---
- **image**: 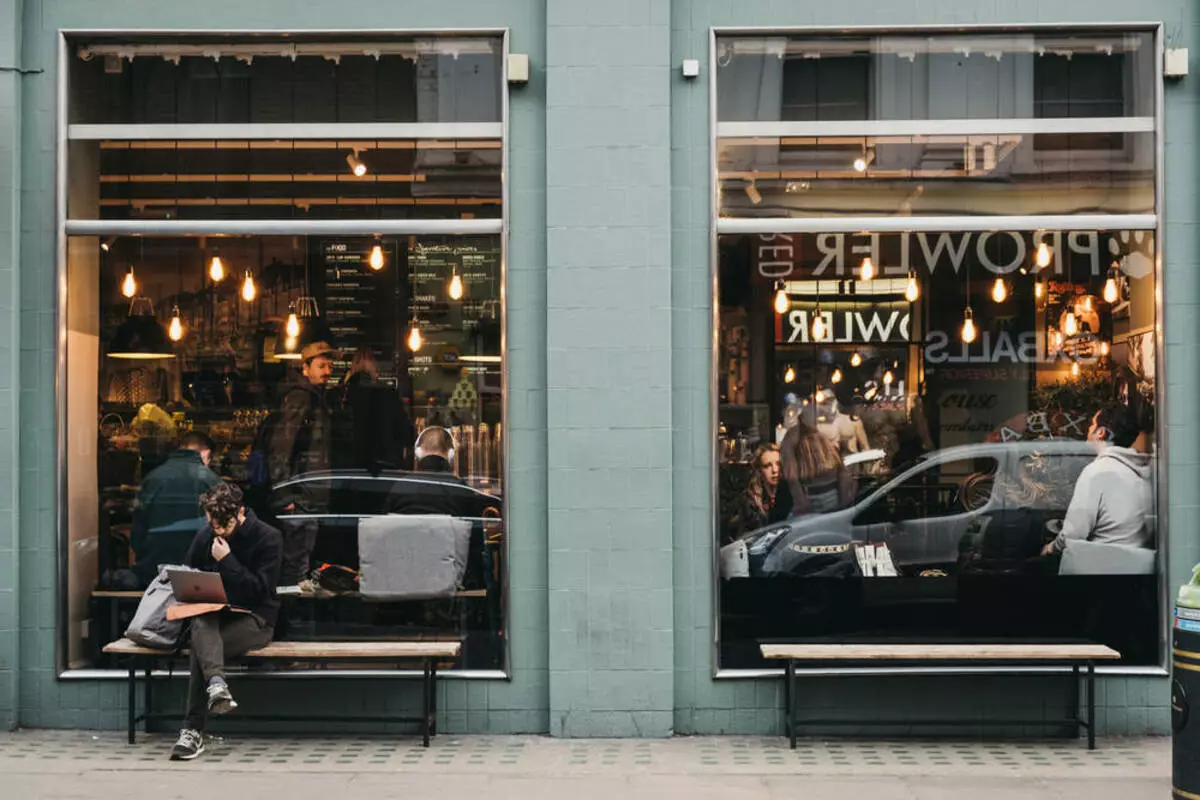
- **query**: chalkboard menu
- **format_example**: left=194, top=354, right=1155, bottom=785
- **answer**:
left=321, top=239, right=385, bottom=368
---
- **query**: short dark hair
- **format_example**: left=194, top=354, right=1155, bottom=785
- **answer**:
left=1095, top=403, right=1141, bottom=448
left=181, top=432, right=215, bottom=452
left=199, top=482, right=244, bottom=526
left=417, top=426, right=454, bottom=457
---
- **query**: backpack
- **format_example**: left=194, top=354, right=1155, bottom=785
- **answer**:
left=246, top=410, right=284, bottom=488
left=124, top=565, right=188, bottom=649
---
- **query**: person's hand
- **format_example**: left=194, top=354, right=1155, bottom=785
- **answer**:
left=1040, top=541, right=1057, bottom=557
left=211, top=536, right=231, bottom=562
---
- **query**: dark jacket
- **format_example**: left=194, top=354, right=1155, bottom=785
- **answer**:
left=416, top=454, right=453, bottom=474
left=131, top=449, right=221, bottom=586
left=268, top=376, right=333, bottom=510
left=184, top=509, right=283, bottom=627
left=338, top=373, right=416, bottom=472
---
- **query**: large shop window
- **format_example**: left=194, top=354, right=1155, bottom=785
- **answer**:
left=714, top=30, right=1162, bottom=670
left=61, top=36, right=507, bottom=673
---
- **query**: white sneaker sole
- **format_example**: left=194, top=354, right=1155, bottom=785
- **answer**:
left=170, top=742, right=205, bottom=761
left=208, top=697, right=238, bottom=715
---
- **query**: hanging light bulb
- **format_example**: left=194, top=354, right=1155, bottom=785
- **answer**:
left=241, top=271, right=257, bottom=302
left=1103, top=272, right=1119, bottom=304
left=1082, top=295, right=1094, bottom=313
left=1071, top=361, right=1081, bottom=378
left=815, top=388, right=826, bottom=404
left=864, top=385, right=878, bottom=401
left=783, top=366, right=796, bottom=384
left=284, top=334, right=298, bottom=353
left=208, top=255, right=226, bottom=283
left=904, top=271, right=920, bottom=302
left=1035, top=241, right=1051, bottom=269
left=1050, top=328, right=1063, bottom=351
left=773, top=282, right=789, bottom=314
left=831, top=367, right=843, bottom=384
left=407, top=325, right=423, bottom=352
left=368, top=243, right=385, bottom=271
left=961, top=306, right=977, bottom=344
left=449, top=270, right=464, bottom=301
left=346, top=151, right=368, bottom=177
left=859, top=257, right=876, bottom=282
left=991, top=277, right=1008, bottom=303
left=850, top=351, right=862, bottom=367
left=811, top=310, right=828, bottom=342
left=285, top=303, right=301, bottom=338
left=1100, top=340, right=1111, bottom=357
left=122, top=268, right=137, bottom=299
left=883, top=369, right=894, bottom=385
left=1063, top=310, right=1078, bottom=337
left=168, top=306, right=184, bottom=342
left=1034, top=279, right=1045, bottom=301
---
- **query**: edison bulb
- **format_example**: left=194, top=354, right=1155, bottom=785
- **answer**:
left=811, top=313, right=828, bottom=342
left=1071, top=361, right=1081, bottom=378
left=1100, top=340, right=1111, bottom=357
left=859, top=257, right=875, bottom=282
left=815, top=389, right=826, bottom=404
left=773, top=286, right=789, bottom=314
left=853, top=157, right=867, bottom=172
left=449, top=272, right=464, bottom=301
left=1063, top=311, right=1078, bottom=337
left=864, top=386, right=878, bottom=401
left=285, top=310, right=301, bottom=338
left=168, top=308, right=184, bottom=342
left=991, top=277, right=1008, bottom=304
left=407, top=326, right=423, bottom=352
left=1035, top=241, right=1051, bottom=269
left=905, top=273, right=920, bottom=302
left=1051, top=329, right=1063, bottom=350
left=368, top=244, right=385, bottom=271
left=1104, top=276, right=1119, bottom=304
left=241, top=271, right=257, bottom=302
left=784, top=366, right=796, bottom=384
left=831, top=367, right=843, bottom=384
left=850, top=352, right=863, bottom=368
left=208, top=256, right=225, bottom=283
left=961, top=308, right=978, bottom=344
left=122, top=269, right=137, bottom=299
left=1035, top=280, right=1045, bottom=300
left=883, top=369, right=894, bottom=385
left=284, top=335, right=298, bottom=353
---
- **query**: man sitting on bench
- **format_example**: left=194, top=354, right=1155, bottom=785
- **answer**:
left=170, top=483, right=282, bottom=762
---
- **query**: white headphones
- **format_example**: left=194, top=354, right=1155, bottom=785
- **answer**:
left=415, top=426, right=457, bottom=464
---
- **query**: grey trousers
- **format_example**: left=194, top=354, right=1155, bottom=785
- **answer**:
left=183, top=612, right=273, bottom=731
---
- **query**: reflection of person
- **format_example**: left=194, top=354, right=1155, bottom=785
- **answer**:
left=269, top=340, right=335, bottom=585
left=778, top=409, right=855, bottom=516
left=414, top=426, right=456, bottom=474
left=170, top=483, right=282, bottom=761
left=819, top=395, right=870, bottom=455
left=339, top=346, right=416, bottom=471
left=129, top=432, right=221, bottom=587
left=1041, top=404, right=1153, bottom=556
left=733, top=444, right=784, bottom=537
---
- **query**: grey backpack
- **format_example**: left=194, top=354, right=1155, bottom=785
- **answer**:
left=124, top=565, right=188, bottom=649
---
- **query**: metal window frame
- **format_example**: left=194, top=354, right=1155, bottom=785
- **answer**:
left=54, top=28, right=513, bottom=681
left=709, top=23, right=1169, bottom=680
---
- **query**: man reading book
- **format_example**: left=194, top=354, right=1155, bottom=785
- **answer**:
left=170, top=483, right=282, bottom=761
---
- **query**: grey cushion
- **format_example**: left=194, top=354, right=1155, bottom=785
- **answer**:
left=1059, top=540, right=1156, bottom=576
left=357, top=515, right=471, bottom=601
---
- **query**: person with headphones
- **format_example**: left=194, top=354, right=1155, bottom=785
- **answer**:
left=414, top=426, right=456, bottom=474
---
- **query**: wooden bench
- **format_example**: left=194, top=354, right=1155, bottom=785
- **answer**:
left=103, top=638, right=461, bottom=747
left=760, top=643, right=1121, bottom=750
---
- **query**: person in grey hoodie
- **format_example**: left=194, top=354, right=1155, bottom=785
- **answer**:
left=1042, top=403, right=1153, bottom=556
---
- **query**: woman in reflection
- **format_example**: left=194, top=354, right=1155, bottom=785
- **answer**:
left=735, top=443, right=784, bottom=537
left=778, top=410, right=855, bottom=517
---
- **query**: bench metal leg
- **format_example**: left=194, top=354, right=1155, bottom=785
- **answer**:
left=1072, top=664, right=1081, bottom=740
left=785, top=659, right=796, bottom=749
left=422, top=659, right=432, bottom=748
left=143, top=659, right=154, bottom=735
left=1087, top=660, right=1096, bottom=750
left=127, top=659, right=137, bottom=745
left=430, top=661, right=439, bottom=738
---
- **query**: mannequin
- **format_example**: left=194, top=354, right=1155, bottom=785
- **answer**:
left=818, top=396, right=870, bottom=455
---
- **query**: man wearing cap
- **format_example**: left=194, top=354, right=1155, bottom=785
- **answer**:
left=269, top=338, right=336, bottom=585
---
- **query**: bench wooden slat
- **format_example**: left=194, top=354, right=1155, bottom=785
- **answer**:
left=103, top=638, right=461, bottom=659
left=760, top=644, right=1120, bottom=661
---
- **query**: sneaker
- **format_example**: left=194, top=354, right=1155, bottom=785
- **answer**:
left=169, top=728, right=204, bottom=761
left=206, top=677, right=237, bottom=715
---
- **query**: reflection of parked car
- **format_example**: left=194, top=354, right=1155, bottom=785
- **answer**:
left=735, top=440, right=1134, bottom=577
left=264, top=469, right=503, bottom=586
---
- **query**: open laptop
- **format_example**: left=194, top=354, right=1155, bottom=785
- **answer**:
left=166, top=568, right=228, bottom=604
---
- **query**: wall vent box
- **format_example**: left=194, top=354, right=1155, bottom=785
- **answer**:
left=1165, top=48, right=1189, bottom=78
left=508, top=53, right=530, bottom=84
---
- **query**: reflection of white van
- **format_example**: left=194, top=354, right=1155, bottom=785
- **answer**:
left=738, top=440, right=1154, bottom=577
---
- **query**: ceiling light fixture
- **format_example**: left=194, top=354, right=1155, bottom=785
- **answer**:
left=773, top=281, right=789, bottom=314
left=167, top=305, right=184, bottom=342
left=784, top=365, right=796, bottom=384
left=745, top=175, right=762, bottom=205
left=1104, top=262, right=1120, bottom=303
left=241, top=270, right=257, bottom=302
left=1063, top=310, right=1079, bottom=337
left=407, top=324, right=423, bottom=352
left=346, top=150, right=368, bottom=177
left=448, top=269, right=464, bottom=301
left=107, top=298, right=175, bottom=360
left=883, top=369, right=894, bottom=385
left=991, top=277, right=1008, bottom=303
left=859, top=256, right=875, bottom=282
left=208, top=255, right=226, bottom=283
left=285, top=302, right=301, bottom=338
left=961, top=306, right=977, bottom=344
left=121, top=268, right=137, bottom=299
left=368, top=241, right=385, bottom=271
left=904, top=270, right=920, bottom=302
left=831, top=367, right=843, bottom=384
left=1035, top=240, right=1052, bottom=269
left=850, top=351, right=862, bottom=368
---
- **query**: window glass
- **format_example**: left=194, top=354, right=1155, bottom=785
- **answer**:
left=69, top=38, right=503, bottom=124
left=716, top=32, right=1155, bottom=122
left=717, top=131, right=1156, bottom=218
left=717, top=227, right=1159, bottom=668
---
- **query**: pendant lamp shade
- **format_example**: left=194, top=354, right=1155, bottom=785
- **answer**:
left=107, top=298, right=175, bottom=360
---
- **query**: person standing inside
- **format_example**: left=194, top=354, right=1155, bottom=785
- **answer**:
left=1041, top=403, right=1154, bottom=556
left=126, top=432, right=221, bottom=588
left=730, top=443, right=783, bottom=543
left=269, top=339, right=335, bottom=585
left=169, top=483, right=282, bottom=761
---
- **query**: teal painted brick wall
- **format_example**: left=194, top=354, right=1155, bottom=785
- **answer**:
left=0, top=0, right=23, bottom=732
left=8, top=0, right=549, bottom=733
left=544, top=0, right=676, bottom=738
left=670, top=0, right=1198, bottom=737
